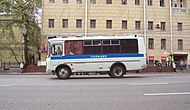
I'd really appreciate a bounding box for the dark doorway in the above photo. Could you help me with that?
[173,54,188,68]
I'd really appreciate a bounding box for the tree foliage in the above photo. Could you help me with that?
[0,0,42,64]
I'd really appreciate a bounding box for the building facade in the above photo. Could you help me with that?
[42,0,190,68]
[0,15,23,68]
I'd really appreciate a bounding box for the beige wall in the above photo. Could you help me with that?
[42,0,145,36]
[0,15,23,63]
[42,0,190,66]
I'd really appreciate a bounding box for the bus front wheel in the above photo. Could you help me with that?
[56,66,71,79]
[110,65,125,78]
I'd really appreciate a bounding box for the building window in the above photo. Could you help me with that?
[161,22,166,31]
[122,20,127,29]
[90,20,96,28]
[148,21,153,30]
[171,0,173,7]
[121,0,127,5]
[174,4,177,7]
[49,0,55,3]
[177,23,183,31]
[63,0,68,3]
[48,19,54,28]
[148,56,154,65]
[180,0,183,7]
[148,0,152,6]
[161,56,167,66]
[106,20,112,29]
[160,0,164,7]
[161,39,166,50]
[90,0,96,4]
[76,19,82,28]
[106,0,112,4]
[62,19,68,28]
[148,38,154,49]
[135,21,141,30]
[135,0,140,5]
[178,39,183,50]
[76,0,82,4]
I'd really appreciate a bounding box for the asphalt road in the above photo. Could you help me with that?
[0,73,190,110]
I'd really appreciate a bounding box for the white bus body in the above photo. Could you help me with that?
[46,36,147,79]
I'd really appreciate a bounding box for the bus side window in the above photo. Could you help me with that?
[65,42,71,55]
[120,39,138,53]
[74,41,83,55]
[83,40,101,54]
[65,41,83,55]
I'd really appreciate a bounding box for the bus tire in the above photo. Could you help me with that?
[110,65,125,78]
[56,66,71,79]
[108,72,114,78]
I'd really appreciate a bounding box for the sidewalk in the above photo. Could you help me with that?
[176,69,190,73]
[0,70,47,75]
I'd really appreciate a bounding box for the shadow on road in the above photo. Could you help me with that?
[50,75,146,80]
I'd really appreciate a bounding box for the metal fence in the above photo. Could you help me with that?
[0,61,19,70]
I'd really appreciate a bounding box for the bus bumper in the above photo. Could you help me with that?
[141,64,147,69]
[46,69,55,75]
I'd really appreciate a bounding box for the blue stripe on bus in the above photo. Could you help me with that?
[50,54,144,60]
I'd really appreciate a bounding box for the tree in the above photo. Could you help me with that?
[0,0,42,65]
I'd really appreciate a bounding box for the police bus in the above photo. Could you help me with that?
[46,35,147,79]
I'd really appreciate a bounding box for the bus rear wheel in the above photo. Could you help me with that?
[56,67,71,79]
[110,65,125,78]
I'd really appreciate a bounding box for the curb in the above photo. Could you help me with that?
[0,72,47,75]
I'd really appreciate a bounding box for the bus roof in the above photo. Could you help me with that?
[48,35,143,43]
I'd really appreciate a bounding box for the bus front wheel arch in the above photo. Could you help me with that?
[109,64,126,78]
[56,65,71,79]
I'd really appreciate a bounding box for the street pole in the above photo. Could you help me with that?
[84,0,88,37]
[169,0,173,54]
[143,0,147,47]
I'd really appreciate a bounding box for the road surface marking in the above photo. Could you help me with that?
[129,83,169,86]
[0,85,11,87]
[144,92,190,96]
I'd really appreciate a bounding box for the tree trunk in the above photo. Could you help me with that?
[23,32,29,65]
